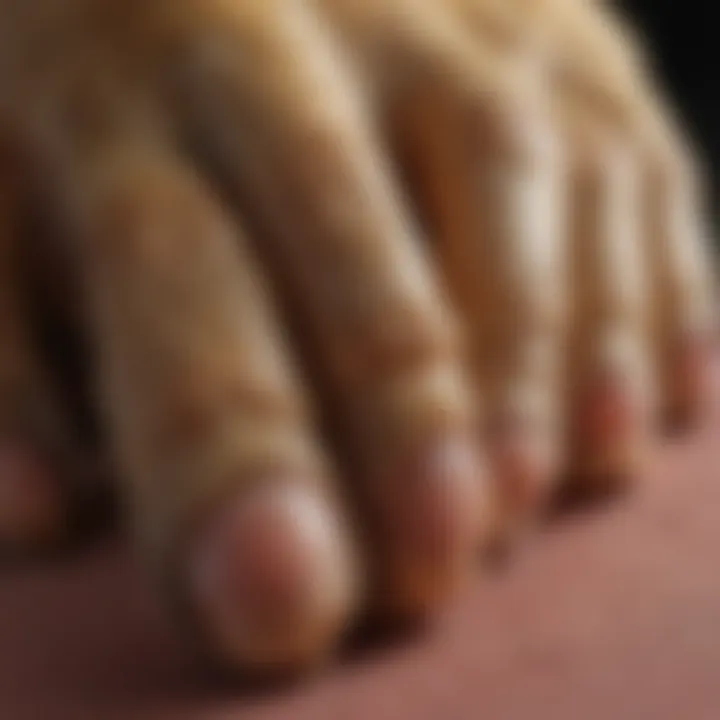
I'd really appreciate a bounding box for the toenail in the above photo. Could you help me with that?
[375,437,486,614]
[490,421,558,519]
[578,375,643,444]
[671,333,715,421]
[188,482,357,672]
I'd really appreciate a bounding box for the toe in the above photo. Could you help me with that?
[188,482,357,673]
[0,438,68,551]
[666,330,717,428]
[371,435,486,616]
[570,365,652,493]
[487,412,560,541]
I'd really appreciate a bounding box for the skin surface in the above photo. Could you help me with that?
[0,0,715,675]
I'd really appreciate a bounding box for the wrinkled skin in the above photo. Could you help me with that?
[0,0,715,674]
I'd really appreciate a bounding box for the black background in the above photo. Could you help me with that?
[618,1,718,211]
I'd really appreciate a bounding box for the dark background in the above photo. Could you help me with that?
[618,1,718,214]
